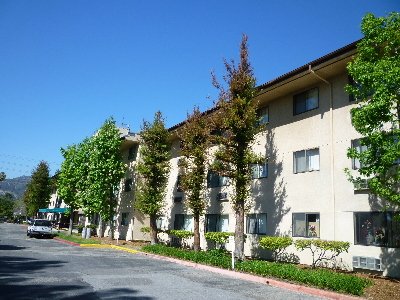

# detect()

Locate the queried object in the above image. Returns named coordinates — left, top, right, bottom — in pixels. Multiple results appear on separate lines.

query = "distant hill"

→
left=0, top=176, right=31, bottom=199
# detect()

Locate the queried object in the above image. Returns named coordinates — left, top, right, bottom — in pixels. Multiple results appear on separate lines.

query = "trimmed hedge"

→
left=142, top=244, right=372, bottom=296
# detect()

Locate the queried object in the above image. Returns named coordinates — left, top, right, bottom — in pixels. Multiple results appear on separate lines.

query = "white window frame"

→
left=292, top=213, right=320, bottom=238
left=251, top=161, right=268, bottom=179
left=293, top=88, right=319, bottom=115
left=293, top=148, right=320, bottom=173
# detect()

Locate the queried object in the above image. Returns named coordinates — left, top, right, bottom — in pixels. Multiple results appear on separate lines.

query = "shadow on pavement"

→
left=0, top=245, right=26, bottom=250
left=0, top=256, right=153, bottom=299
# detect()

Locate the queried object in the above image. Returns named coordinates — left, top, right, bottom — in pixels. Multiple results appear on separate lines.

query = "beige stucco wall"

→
left=157, top=71, right=399, bottom=278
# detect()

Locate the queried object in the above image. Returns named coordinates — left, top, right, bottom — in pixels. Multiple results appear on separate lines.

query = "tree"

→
left=346, top=12, right=400, bottom=208
left=135, top=111, right=171, bottom=244
left=211, top=35, right=263, bottom=260
left=0, top=193, right=15, bottom=219
left=178, top=107, right=213, bottom=251
left=84, top=118, right=126, bottom=239
left=58, top=141, right=90, bottom=235
left=0, top=172, right=5, bottom=181
left=23, top=161, right=52, bottom=217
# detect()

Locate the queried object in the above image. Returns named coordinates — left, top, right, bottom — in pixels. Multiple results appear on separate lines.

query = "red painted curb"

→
left=139, top=252, right=362, bottom=300
left=53, top=237, right=80, bottom=246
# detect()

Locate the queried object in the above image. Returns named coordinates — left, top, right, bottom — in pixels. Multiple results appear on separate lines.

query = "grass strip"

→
left=54, top=232, right=101, bottom=245
left=142, top=244, right=372, bottom=296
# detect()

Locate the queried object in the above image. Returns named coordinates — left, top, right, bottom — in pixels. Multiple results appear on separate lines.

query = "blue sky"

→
left=0, top=1, right=399, bottom=179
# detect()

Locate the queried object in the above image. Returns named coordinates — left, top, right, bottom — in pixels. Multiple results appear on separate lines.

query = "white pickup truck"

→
left=27, top=219, right=53, bottom=238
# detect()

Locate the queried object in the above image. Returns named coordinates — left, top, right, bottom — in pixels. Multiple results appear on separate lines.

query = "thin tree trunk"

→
left=234, top=201, right=245, bottom=260
left=68, top=207, right=74, bottom=235
left=109, top=206, right=114, bottom=240
left=98, top=215, right=104, bottom=238
left=193, top=214, right=200, bottom=251
left=149, top=214, right=158, bottom=245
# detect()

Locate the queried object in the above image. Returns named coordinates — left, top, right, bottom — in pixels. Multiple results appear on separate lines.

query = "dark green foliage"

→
left=142, top=244, right=372, bottom=296
left=259, top=236, right=293, bottom=261
left=0, top=172, right=5, bottom=181
left=135, top=111, right=171, bottom=244
left=346, top=12, right=400, bottom=207
left=0, top=193, right=14, bottom=218
left=23, top=161, right=52, bottom=217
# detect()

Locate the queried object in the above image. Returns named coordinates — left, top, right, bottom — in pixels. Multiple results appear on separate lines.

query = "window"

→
left=121, top=212, right=129, bottom=226
left=156, top=217, right=168, bottom=231
left=251, top=161, right=268, bottom=179
left=351, top=139, right=368, bottom=169
left=124, top=178, right=133, bottom=192
left=128, top=144, right=138, bottom=160
left=293, top=148, right=320, bottom=173
left=207, top=171, right=229, bottom=188
left=205, top=214, right=229, bottom=232
left=257, top=106, right=269, bottom=125
left=292, top=213, right=320, bottom=237
left=174, top=214, right=193, bottom=231
left=354, top=212, right=400, bottom=248
left=293, top=88, right=319, bottom=115
left=247, top=214, right=267, bottom=235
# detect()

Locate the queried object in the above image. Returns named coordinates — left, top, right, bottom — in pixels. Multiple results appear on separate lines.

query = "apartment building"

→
left=157, top=41, right=399, bottom=278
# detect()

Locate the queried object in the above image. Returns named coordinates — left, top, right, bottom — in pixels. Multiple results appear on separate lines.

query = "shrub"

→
left=294, top=239, right=350, bottom=269
left=169, top=230, right=194, bottom=248
left=77, top=224, right=84, bottom=234
left=140, top=226, right=150, bottom=233
left=204, top=232, right=233, bottom=249
left=259, top=236, right=293, bottom=261
left=141, top=244, right=371, bottom=296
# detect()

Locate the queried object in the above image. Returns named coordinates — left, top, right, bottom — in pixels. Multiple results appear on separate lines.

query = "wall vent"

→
left=216, top=192, right=228, bottom=201
left=352, top=256, right=381, bottom=271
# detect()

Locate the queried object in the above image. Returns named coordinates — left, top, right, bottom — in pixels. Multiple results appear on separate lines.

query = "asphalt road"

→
left=0, top=223, right=322, bottom=300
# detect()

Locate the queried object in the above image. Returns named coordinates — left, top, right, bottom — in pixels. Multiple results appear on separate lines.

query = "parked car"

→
left=27, top=219, right=53, bottom=238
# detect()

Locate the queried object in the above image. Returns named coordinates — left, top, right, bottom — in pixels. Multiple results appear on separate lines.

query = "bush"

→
left=77, top=224, right=84, bottom=234
left=204, top=232, right=233, bottom=249
left=259, top=236, right=293, bottom=261
left=141, top=244, right=371, bottom=296
left=294, top=239, right=350, bottom=269
left=140, top=226, right=150, bottom=233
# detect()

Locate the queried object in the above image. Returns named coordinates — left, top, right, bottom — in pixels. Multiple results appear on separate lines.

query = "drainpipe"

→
left=309, top=65, right=336, bottom=241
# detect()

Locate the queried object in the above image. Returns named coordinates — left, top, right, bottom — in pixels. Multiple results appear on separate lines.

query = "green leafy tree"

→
left=0, top=172, right=5, bottom=181
left=178, top=107, right=213, bottom=251
left=0, top=193, right=15, bottom=219
left=211, top=35, right=263, bottom=260
left=84, top=118, right=126, bottom=239
left=58, top=141, right=91, bottom=235
left=23, top=161, right=52, bottom=217
left=346, top=12, right=400, bottom=208
left=135, top=111, right=171, bottom=245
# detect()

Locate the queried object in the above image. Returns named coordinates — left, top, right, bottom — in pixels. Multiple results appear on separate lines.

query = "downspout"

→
left=309, top=65, right=336, bottom=241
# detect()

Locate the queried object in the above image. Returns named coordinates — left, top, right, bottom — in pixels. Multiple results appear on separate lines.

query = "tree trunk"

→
left=68, top=207, right=73, bottom=235
left=98, top=215, right=104, bottom=238
left=109, top=207, right=114, bottom=240
left=193, top=214, right=200, bottom=251
left=149, top=214, right=158, bottom=245
left=234, top=200, right=245, bottom=260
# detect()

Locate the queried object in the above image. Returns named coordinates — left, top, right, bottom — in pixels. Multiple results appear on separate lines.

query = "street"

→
left=0, top=223, right=321, bottom=299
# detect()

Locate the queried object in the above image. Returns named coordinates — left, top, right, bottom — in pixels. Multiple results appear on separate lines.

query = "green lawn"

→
left=54, top=232, right=101, bottom=244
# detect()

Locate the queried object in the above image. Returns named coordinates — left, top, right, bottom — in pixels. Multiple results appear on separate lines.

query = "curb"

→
left=52, top=238, right=361, bottom=300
